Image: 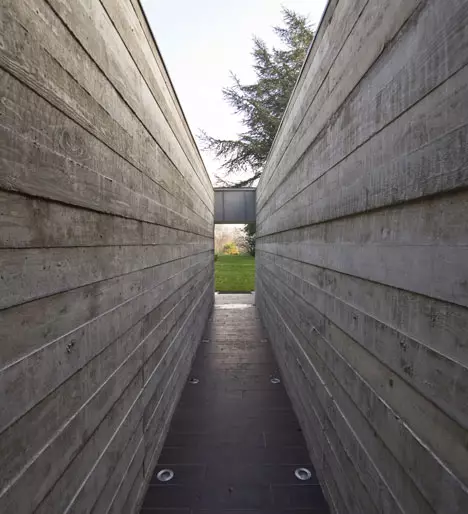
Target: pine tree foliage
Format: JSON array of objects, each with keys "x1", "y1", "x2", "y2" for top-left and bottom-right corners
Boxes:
[{"x1": 200, "y1": 8, "x2": 314, "y2": 186}]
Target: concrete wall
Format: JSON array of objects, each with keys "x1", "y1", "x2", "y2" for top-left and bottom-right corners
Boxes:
[
  {"x1": 0, "y1": 1, "x2": 213, "y2": 512},
  {"x1": 256, "y1": 1, "x2": 468, "y2": 513}
]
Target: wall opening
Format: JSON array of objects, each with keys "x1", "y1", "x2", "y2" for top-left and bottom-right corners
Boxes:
[{"x1": 214, "y1": 224, "x2": 255, "y2": 293}]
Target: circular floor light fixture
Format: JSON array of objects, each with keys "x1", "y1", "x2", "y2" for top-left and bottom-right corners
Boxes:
[
  {"x1": 189, "y1": 377, "x2": 199, "y2": 384},
  {"x1": 156, "y1": 469, "x2": 174, "y2": 482},
  {"x1": 270, "y1": 377, "x2": 281, "y2": 384},
  {"x1": 295, "y1": 467, "x2": 312, "y2": 481}
]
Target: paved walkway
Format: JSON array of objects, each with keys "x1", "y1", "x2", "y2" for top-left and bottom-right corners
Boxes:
[{"x1": 140, "y1": 294, "x2": 329, "y2": 513}]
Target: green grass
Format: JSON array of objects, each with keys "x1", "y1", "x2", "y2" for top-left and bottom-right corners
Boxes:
[{"x1": 215, "y1": 254, "x2": 255, "y2": 292}]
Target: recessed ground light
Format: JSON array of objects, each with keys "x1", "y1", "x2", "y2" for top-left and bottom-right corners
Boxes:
[
  {"x1": 270, "y1": 377, "x2": 281, "y2": 384},
  {"x1": 295, "y1": 467, "x2": 312, "y2": 481},
  {"x1": 156, "y1": 469, "x2": 174, "y2": 482},
  {"x1": 189, "y1": 377, "x2": 199, "y2": 384},
  {"x1": 202, "y1": 339, "x2": 210, "y2": 343}
]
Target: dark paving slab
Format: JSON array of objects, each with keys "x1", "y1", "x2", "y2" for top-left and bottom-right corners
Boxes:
[{"x1": 140, "y1": 294, "x2": 329, "y2": 514}]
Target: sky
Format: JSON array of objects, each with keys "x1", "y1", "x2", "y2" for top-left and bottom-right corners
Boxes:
[{"x1": 141, "y1": 0, "x2": 328, "y2": 185}]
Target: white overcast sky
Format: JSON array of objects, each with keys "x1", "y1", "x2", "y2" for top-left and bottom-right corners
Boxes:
[{"x1": 141, "y1": 0, "x2": 328, "y2": 184}]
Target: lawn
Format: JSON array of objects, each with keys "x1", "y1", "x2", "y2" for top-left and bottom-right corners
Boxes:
[{"x1": 215, "y1": 254, "x2": 255, "y2": 292}]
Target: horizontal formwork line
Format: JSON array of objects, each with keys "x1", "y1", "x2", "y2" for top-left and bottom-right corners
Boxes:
[
  {"x1": 39, "y1": 0, "x2": 214, "y2": 214},
  {"x1": 258, "y1": 261, "x2": 468, "y2": 443},
  {"x1": 258, "y1": 260, "x2": 468, "y2": 376},
  {"x1": 256, "y1": 183, "x2": 468, "y2": 240},
  {"x1": 128, "y1": 0, "x2": 209, "y2": 191},
  {"x1": 0, "y1": 258, "x2": 212, "y2": 373},
  {"x1": 257, "y1": 21, "x2": 468, "y2": 217},
  {"x1": 0, "y1": 134, "x2": 213, "y2": 234},
  {"x1": 0, "y1": 248, "x2": 213, "y2": 313},
  {"x1": 110, "y1": 285, "x2": 209, "y2": 511},
  {"x1": 259, "y1": 96, "x2": 468, "y2": 227},
  {"x1": 257, "y1": 286, "x2": 401, "y2": 499},
  {"x1": 0, "y1": 271, "x2": 211, "y2": 448},
  {"x1": 259, "y1": 264, "x2": 405, "y2": 364},
  {"x1": 257, "y1": 289, "x2": 378, "y2": 513},
  {"x1": 257, "y1": 275, "x2": 468, "y2": 506},
  {"x1": 0, "y1": 253, "x2": 211, "y2": 370},
  {"x1": 99, "y1": 0, "x2": 212, "y2": 193},
  {"x1": 140, "y1": 283, "x2": 213, "y2": 469},
  {"x1": 93, "y1": 420, "x2": 143, "y2": 514},
  {"x1": 1, "y1": 282, "x2": 212, "y2": 508},
  {"x1": 0, "y1": 242, "x2": 214, "y2": 251},
  {"x1": 257, "y1": 0, "x2": 371, "y2": 202},
  {"x1": 0, "y1": 140, "x2": 213, "y2": 238},
  {"x1": 255, "y1": 246, "x2": 467, "y2": 310},
  {"x1": 0, "y1": 266, "x2": 212, "y2": 443},
  {"x1": 141, "y1": 280, "x2": 213, "y2": 418},
  {"x1": 258, "y1": 265, "x2": 468, "y2": 437},
  {"x1": 37, "y1": 283, "x2": 213, "y2": 514},
  {"x1": 83, "y1": 402, "x2": 144, "y2": 512},
  {"x1": 0, "y1": 63, "x2": 213, "y2": 222},
  {"x1": 93, "y1": 284, "x2": 213, "y2": 513},
  {"x1": 258, "y1": 240, "x2": 468, "y2": 249},
  {"x1": 258, "y1": 298, "x2": 378, "y2": 512},
  {"x1": 257, "y1": 250, "x2": 468, "y2": 363}
]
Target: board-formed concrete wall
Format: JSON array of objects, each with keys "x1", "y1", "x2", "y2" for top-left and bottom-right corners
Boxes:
[
  {"x1": 256, "y1": 0, "x2": 468, "y2": 513},
  {"x1": 0, "y1": 1, "x2": 214, "y2": 512}
]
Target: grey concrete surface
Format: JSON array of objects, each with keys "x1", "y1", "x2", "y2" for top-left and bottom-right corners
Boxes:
[
  {"x1": 0, "y1": 0, "x2": 213, "y2": 513},
  {"x1": 255, "y1": 1, "x2": 468, "y2": 513},
  {"x1": 214, "y1": 188, "x2": 256, "y2": 224}
]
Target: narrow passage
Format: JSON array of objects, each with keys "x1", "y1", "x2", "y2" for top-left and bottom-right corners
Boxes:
[{"x1": 140, "y1": 294, "x2": 329, "y2": 513}]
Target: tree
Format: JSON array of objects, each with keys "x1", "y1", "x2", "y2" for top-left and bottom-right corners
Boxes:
[
  {"x1": 215, "y1": 225, "x2": 237, "y2": 253},
  {"x1": 235, "y1": 224, "x2": 256, "y2": 256},
  {"x1": 200, "y1": 8, "x2": 314, "y2": 186}
]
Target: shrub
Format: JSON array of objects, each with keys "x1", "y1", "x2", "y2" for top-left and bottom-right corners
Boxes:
[{"x1": 223, "y1": 242, "x2": 239, "y2": 255}]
